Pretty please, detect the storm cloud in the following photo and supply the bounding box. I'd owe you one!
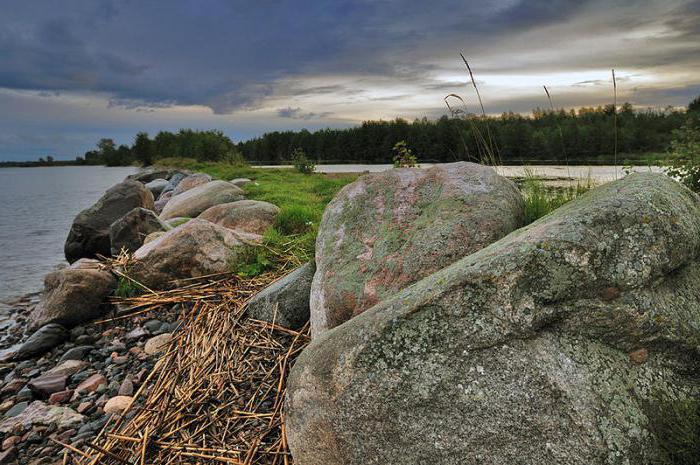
[0,0,698,159]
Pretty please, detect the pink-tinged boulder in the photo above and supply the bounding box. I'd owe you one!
[29,266,116,330]
[172,173,212,195]
[198,200,280,235]
[310,162,525,337]
[65,180,154,263]
[130,219,245,289]
[160,181,244,220]
[103,396,133,415]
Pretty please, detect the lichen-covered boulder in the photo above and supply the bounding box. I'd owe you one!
[160,181,244,220]
[29,265,116,329]
[130,219,244,289]
[64,180,154,263]
[172,173,212,196]
[198,200,280,235]
[310,162,525,337]
[287,173,700,465]
[246,262,315,329]
[109,207,170,255]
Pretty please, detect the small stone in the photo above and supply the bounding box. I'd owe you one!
[629,348,649,364]
[28,373,67,397]
[3,402,28,418]
[75,374,107,394]
[48,389,73,405]
[103,396,132,415]
[111,355,128,365]
[144,333,172,355]
[2,435,20,450]
[125,327,148,341]
[128,346,143,356]
[16,387,33,402]
[76,401,92,414]
[59,346,93,362]
[0,446,16,463]
[0,400,13,414]
[1,379,25,394]
[118,378,134,396]
[143,320,162,333]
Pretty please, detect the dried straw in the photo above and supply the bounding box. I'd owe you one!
[65,270,310,465]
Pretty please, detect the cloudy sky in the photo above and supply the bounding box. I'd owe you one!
[1,0,698,160]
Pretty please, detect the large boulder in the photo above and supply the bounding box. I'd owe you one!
[160,181,245,220]
[246,262,315,329]
[129,219,244,289]
[286,173,700,465]
[198,200,280,235]
[310,162,525,337]
[172,173,212,196]
[144,178,168,196]
[29,264,116,329]
[109,207,170,255]
[64,180,154,263]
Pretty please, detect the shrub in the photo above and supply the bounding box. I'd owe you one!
[291,148,315,174]
[392,141,418,168]
[665,116,700,192]
[221,149,248,167]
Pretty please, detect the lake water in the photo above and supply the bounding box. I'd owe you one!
[0,166,137,302]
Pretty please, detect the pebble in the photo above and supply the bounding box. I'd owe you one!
[4,402,28,418]
[0,447,16,463]
[143,320,163,333]
[48,389,72,405]
[59,346,94,362]
[144,333,173,355]
[118,378,134,396]
[28,373,67,397]
[76,401,93,414]
[2,435,20,450]
[103,396,132,415]
[75,374,107,394]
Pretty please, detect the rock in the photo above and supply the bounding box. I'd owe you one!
[286,173,700,465]
[59,346,93,362]
[27,374,66,397]
[144,178,168,196]
[230,178,252,187]
[144,334,172,355]
[126,168,174,184]
[154,191,173,214]
[0,401,83,434]
[47,390,72,405]
[0,447,16,463]
[160,180,244,220]
[171,173,212,196]
[13,325,68,360]
[45,360,88,378]
[75,374,107,394]
[109,207,170,255]
[2,436,20,450]
[29,267,116,330]
[198,200,280,235]
[160,172,187,195]
[130,219,245,289]
[246,262,315,329]
[310,162,525,337]
[124,327,148,341]
[118,378,134,396]
[3,402,28,418]
[76,402,92,414]
[65,180,154,263]
[103,396,132,415]
[1,379,25,395]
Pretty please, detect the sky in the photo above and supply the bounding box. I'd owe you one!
[0,0,698,161]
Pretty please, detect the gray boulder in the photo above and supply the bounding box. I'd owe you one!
[130,219,245,289]
[159,172,188,197]
[64,180,154,263]
[144,178,168,196]
[246,262,315,329]
[286,173,700,465]
[310,162,525,337]
[13,324,68,360]
[160,180,245,220]
[230,178,252,188]
[29,265,116,329]
[127,168,187,184]
[109,207,170,255]
[172,173,212,196]
[198,200,280,235]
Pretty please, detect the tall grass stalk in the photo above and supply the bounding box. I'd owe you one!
[543,85,571,180]
[612,69,618,179]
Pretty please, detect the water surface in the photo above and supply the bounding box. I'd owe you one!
[0,166,137,301]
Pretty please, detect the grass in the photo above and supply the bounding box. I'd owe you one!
[156,157,358,274]
[520,168,593,223]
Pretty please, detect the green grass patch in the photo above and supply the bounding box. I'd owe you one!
[114,276,142,298]
[521,168,592,223]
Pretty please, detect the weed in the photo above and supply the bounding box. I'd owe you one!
[392,141,418,168]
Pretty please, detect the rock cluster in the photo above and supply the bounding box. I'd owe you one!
[286,172,700,465]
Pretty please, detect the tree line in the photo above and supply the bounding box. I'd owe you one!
[10,97,691,168]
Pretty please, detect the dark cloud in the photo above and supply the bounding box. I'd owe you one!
[277,107,333,120]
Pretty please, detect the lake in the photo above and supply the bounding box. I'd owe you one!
[0,166,137,302]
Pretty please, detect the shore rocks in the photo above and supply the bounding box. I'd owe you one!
[29,266,116,329]
[172,173,212,196]
[103,396,132,415]
[0,401,84,434]
[144,333,172,355]
[144,178,168,196]
[130,219,244,289]
[286,173,700,465]
[310,162,525,337]
[13,324,68,360]
[198,200,280,235]
[230,178,252,188]
[246,262,315,329]
[160,181,245,220]
[65,180,154,263]
[109,207,170,255]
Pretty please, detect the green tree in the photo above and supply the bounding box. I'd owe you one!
[132,132,154,166]
[689,95,700,113]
